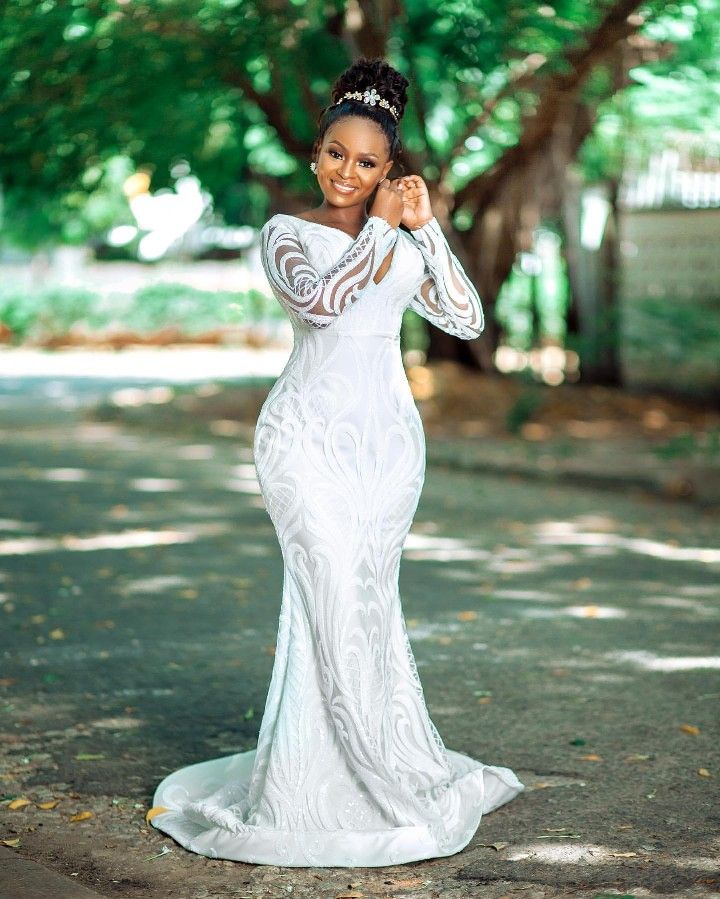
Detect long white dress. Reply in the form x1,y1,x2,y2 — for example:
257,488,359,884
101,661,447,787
150,213,525,867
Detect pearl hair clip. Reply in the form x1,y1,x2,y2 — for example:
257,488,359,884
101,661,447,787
336,88,398,121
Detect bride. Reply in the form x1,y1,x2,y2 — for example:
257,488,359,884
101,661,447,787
150,56,525,868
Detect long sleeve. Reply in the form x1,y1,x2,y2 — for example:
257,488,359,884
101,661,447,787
260,214,398,329
406,216,485,340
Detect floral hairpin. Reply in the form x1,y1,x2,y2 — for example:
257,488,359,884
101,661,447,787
336,88,398,121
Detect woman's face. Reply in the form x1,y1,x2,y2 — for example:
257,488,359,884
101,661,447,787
315,117,394,208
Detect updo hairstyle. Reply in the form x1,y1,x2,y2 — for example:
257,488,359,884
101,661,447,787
311,56,409,175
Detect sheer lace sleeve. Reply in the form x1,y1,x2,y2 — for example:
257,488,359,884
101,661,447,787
260,214,398,329
406,217,485,339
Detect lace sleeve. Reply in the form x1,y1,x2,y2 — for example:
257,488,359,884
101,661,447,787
260,215,398,329
406,217,485,339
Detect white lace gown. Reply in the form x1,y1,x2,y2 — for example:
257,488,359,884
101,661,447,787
150,213,525,867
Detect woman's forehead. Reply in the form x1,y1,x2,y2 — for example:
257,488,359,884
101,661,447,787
325,120,386,152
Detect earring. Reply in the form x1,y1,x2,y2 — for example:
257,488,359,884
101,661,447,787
310,161,317,173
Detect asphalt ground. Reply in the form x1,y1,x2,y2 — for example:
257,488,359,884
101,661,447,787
0,365,718,899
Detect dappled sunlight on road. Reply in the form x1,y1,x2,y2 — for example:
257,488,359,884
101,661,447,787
521,603,628,619
533,518,720,563
174,443,215,460
129,477,183,491
603,649,720,671
0,522,229,556
120,575,195,595
640,594,719,617
225,462,263,495
505,839,720,872
42,467,90,482
403,533,493,562
111,385,176,407
506,840,633,864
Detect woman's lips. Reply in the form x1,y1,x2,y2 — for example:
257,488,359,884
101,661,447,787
332,181,357,194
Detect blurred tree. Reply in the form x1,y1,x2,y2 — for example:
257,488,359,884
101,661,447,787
1,0,717,373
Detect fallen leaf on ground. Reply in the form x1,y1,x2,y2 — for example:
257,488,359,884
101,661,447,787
580,753,602,761
457,610,478,621
145,806,169,824
8,798,31,810
1,838,21,848
49,628,66,640
698,768,712,777
680,723,700,735
144,845,173,860
37,800,60,809
70,811,94,822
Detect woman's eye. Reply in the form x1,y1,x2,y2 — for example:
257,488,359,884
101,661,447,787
327,150,374,167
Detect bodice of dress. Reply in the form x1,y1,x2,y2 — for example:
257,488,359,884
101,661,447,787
260,213,485,341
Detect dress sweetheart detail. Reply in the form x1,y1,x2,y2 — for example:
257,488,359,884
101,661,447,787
149,210,524,867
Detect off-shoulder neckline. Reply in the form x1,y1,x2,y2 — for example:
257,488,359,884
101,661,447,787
272,213,389,240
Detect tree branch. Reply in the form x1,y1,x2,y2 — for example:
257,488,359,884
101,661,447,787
454,0,645,213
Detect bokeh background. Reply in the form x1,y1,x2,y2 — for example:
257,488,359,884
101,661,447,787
1,5,720,896
2,0,720,400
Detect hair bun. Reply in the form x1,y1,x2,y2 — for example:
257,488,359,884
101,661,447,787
331,56,409,122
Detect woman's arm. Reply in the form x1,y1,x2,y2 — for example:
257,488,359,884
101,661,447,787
260,215,397,329
405,217,485,340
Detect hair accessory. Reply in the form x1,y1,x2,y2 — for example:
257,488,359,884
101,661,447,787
336,88,398,121
310,160,317,173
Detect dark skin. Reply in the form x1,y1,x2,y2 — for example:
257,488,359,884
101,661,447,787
301,117,434,285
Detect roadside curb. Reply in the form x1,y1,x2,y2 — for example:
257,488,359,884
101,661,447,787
0,846,106,899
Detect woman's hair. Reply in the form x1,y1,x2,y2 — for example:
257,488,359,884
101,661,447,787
312,57,409,174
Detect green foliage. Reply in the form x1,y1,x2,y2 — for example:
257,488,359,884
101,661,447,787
620,296,720,396
621,297,720,364
652,427,720,461
505,378,546,434
580,0,720,181
0,286,97,342
400,307,431,355
495,227,570,348
2,0,718,251
128,282,248,334
0,282,285,343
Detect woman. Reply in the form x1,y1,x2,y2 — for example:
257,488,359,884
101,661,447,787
150,56,525,868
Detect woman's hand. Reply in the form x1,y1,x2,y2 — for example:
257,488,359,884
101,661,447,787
368,178,405,229
393,176,434,230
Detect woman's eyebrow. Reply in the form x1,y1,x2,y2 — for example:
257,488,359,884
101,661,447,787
328,140,379,159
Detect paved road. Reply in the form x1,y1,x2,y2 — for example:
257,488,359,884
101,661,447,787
0,368,718,899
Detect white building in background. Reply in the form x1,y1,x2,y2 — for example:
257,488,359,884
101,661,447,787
616,145,720,396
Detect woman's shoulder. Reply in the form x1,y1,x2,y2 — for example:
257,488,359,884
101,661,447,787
264,212,312,227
